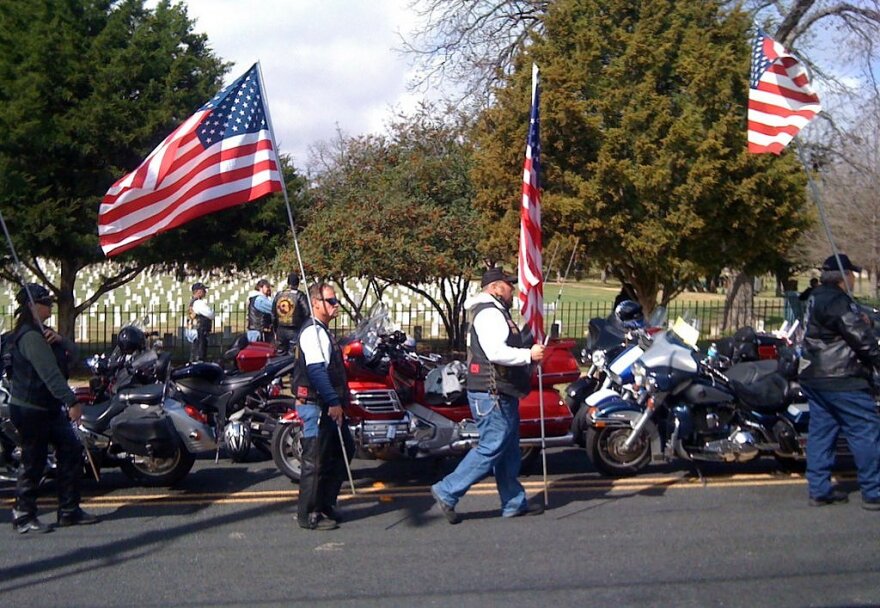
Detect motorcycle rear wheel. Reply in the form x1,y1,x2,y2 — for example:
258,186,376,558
119,444,195,487
271,423,303,482
585,426,650,477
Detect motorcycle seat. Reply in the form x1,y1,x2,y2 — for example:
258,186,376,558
81,399,128,433
116,384,165,405
220,356,295,389
726,360,788,411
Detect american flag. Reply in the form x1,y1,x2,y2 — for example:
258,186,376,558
518,63,544,343
99,64,283,256
747,29,821,154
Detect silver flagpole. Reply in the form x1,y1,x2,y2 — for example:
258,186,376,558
0,210,100,481
793,141,852,296
256,62,355,496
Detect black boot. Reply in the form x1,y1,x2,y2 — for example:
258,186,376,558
296,437,320,528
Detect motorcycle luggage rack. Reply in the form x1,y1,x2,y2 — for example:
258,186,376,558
350,389,403,413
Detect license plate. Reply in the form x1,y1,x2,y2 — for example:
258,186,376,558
386,425,397,440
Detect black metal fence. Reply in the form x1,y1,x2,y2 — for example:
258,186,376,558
1,299,794,362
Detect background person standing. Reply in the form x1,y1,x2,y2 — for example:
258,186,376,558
188,282,214,362
431,267,545,524
8,284,97,533
272,272,310,354
246,279,274,342
800,254,880,510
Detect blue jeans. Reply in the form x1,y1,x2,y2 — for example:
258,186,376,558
803,386,880,501
296,403,321,439
432,391,527,516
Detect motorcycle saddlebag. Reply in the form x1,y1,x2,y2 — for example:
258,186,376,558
110,414,179,458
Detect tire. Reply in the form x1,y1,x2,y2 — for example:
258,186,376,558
520,446,540,471
585,426,650,477
271,423,303,482
119,443,195,487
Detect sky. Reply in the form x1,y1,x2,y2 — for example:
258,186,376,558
177,0,428,172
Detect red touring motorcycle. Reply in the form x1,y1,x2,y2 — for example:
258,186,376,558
270,304,580,481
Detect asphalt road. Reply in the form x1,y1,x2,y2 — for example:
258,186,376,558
1,448,879,608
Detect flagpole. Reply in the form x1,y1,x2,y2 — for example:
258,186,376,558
0,210,101,482
793,141,852,296
256,62,356,496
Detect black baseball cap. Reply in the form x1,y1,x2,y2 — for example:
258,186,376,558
821,254,861,273
191,282,208,292
481,266,517,287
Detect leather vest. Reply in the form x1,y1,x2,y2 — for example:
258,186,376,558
291,318,349,407
188,297,212,333
466,301,531,398
10,322,70,410
272,289,307,328
247,295,272,331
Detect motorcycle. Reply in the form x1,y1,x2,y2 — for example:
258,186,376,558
167,354,298,462
583,316,810,476
270,303,580,481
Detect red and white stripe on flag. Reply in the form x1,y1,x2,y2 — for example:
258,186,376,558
519,63,544,343
98,64,282,256
747,30,821,154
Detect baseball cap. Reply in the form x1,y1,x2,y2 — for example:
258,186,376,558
481,266,517,287
821,254,862,273
191,282,208,292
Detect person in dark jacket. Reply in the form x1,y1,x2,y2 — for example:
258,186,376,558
272,272,310,354
800,254,880,510
431,267,545,524
291,282,354,530
188,282,214,362
246,279,274,342
9,284,98,534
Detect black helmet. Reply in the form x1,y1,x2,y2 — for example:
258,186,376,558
614,299,644,330
117,325,147,354
15,283,55,306
287,272,300,288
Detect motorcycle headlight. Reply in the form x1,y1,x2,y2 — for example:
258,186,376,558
591,349,606,368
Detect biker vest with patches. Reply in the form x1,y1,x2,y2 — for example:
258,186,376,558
272,289,307,328
188,297,212,333
466,301,531,398
247,295,272,332
10,322,70,411
291,318,349,408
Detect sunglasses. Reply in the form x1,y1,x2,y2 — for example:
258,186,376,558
323,297,340,306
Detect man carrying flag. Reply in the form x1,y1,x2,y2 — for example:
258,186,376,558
98,64,282,256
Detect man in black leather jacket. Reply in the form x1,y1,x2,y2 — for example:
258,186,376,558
800,254,880,510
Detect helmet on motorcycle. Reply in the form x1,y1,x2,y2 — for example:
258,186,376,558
223,421,251,461
614,299,645,330
117,325,147,354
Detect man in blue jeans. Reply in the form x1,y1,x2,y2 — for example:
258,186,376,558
432,267,545,524
800,254,880,510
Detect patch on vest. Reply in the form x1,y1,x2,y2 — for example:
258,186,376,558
296,386,308,399
275,295,295,325
470,363,480,374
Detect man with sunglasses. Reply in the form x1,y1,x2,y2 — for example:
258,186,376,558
290,283,354,530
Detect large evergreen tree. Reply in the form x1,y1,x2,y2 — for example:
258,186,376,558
471,0,813,312
0,0,300,336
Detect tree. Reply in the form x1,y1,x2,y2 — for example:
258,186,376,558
0,0,303,337
295,103,482,349
471,0,811,316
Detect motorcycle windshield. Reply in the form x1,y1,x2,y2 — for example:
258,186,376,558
351,302,395,360
638,331,699,392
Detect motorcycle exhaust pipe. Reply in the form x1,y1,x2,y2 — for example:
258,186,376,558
520,434,574,448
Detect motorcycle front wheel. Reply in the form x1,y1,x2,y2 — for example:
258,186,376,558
585,426,650,477
119,444,195,487
271,423,303,482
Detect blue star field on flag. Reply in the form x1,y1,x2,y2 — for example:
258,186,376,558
197,64,268,147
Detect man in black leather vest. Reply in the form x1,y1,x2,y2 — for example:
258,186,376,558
800,254,880,510
246,279,274,342
188,282,214,362
272,272,310,354
431,267,545,524
291,282,354,530
8,284,97,533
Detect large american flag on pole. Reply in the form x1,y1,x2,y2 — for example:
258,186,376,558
98,64,283,256
518,63,544,343
747,29,821,154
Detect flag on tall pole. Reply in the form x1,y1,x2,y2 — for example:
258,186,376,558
747,29,821,154
98,64,283,256
519,63,544,343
